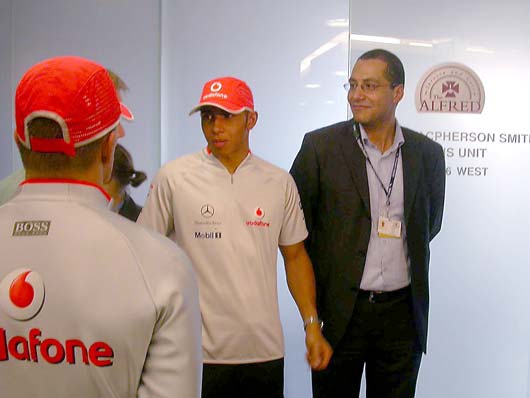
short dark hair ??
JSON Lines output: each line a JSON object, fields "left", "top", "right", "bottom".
{"left": 358, "top": 49, "right": 405, "bottom": 87}
{"left": 17, "top": 118, "right": 107, "bottom": 174}
{"left": 107, "top": 69, "right": 129, "bottom": 93}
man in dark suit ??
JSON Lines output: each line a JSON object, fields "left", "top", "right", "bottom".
{"left": 290, "top": 49, "right": 445, "bottom": 397}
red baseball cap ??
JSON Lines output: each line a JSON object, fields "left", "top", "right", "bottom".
{"left": 189, "top": 76, "right": 254, "bottom": 115}
{"left": 15, "top": 56, "right": 133, "bottom": 157}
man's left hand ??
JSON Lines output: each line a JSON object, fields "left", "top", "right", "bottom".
{"left": 305, "top": 324, "right": 333, "bottom": 370}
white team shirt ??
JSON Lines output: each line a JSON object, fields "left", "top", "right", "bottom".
{"left": 138, "top": 149, "right": 308, "bottom": 364}
{"left": 0, "top": 169, "right": 24, "bottom": 206}
{"left": 0, "top": 180, "right": 202, "bottom": 398}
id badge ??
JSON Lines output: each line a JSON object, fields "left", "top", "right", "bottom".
{"left": 377, "top": 216, "right": 401, "bottom": 238}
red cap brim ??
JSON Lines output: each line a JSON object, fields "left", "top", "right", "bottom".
{"left": 120, "top": 102, "right": 134, "bottom": 121}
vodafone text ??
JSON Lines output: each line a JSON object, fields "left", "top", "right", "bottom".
{"left": 246, "top": 220, "right": 270, "bottom": 227}
{"left": 0, "top": 328, "right": 114, "bottom": 366}
{"left": 203, "top": 93, "right": 228, "bottom": 100}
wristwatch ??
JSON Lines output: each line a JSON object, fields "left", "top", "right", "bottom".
{"left": 303, "top": 316, "right": 323, "bottom": 330}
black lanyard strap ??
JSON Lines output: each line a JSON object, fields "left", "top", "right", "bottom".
{"left": 355, "top": 125, "right": 400, "bottom": 208}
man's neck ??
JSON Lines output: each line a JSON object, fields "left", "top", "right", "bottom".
{"left": 104, "top": 181, "right": 125, "bottom": 210}
{"left": 210, "top": 149, "right": 249, "bottom": 175}
{"left": 363, "top": 119, "right": 397, "bottom": 154}
{"left": 110, "top": 191, "right": 125, "bottom": 211}
{"left": 25, "top": 161, "right": 104, "bottom": 186}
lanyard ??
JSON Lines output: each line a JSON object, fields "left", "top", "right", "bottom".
{"left": 355, "top": 123, "right": 400, "bottom": 208}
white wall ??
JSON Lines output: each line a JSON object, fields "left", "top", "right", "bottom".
{"left": 2, "top": 0, "right": 162, "bottom": 203}
{"left": 160, "top": 0, "right": 351, "bottom": 167}
{"left": 346, "top": 1, "right": 530, "bottom": 397}
{"left": 0, "top": 0, "right": 14, "bottom": 177}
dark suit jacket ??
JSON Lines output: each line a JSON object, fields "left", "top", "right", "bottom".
{"left": 119, "top": 193, "right": 143, "bottom": 222}
{"left": 290, "top": 119, "right": 445, "bottom": 353}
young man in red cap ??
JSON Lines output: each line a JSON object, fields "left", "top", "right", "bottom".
{"left": 0, "top": 56, "right": 202, "bottom": 398}
{"left": 138, "top": 76, "right": 333, "bottom": 397}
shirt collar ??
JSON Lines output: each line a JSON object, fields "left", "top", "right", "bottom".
{"left": 357, "top": 121, "right": 405, "bottom": 153}
{"left": 201, "top": 147, "right": 253, "bottom": 172}
{"left": 15, "top": 179, "right": 112, "bottom": 209}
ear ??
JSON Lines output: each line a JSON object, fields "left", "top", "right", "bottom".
{"left": 392, "top": 84, "right": 404, "bottom": 105}
{"left": 101, "top": 131, "right": 118, "bottom": 183}
{"left": 246, "top": 111, "right": 258, "bottom": 130}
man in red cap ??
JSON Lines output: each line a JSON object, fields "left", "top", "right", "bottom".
{"left": 0, "top": 56, "right": 202, "bottom": 397}
{"left": 0, "top": 68, "right": 128, "bottom": 206}
{"left": 139, "top": 76, "right": 333, "bottom": 397}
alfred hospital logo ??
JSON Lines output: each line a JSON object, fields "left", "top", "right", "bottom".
{"left": 416, "top": 63, "right": 485, "bottom": 114}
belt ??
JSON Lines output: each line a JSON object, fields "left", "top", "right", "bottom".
{"left": 357, "top": 285, "right": 410, "bottom": 304}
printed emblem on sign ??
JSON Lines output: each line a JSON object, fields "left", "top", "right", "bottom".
{"left": 201, "top": 204, "right": 215, "bottom": 218}
{"left": 415, "top": 63, "right": 485, "bottom": 113}
{"left": 12, "top": 221, "right": 51, "bottom": 236}
{"left": 0, "top": 269, "right": 45, "bottom": 320}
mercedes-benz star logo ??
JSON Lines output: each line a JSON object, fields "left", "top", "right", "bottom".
{"left": 201, "top": 204, "right": 214, "bottom": 218}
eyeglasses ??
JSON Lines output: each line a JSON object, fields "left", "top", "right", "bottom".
{"left": 342, "top": 81, "right": 393, "bottom": 93}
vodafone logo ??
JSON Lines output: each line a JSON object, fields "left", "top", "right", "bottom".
{"left": 0, "top": 269, "right": 45, "bottom": 321}
{"left": 210, "top": 82, "right": 222, "bottom": 92}
{"left": 254, "top": 207, "right": 265, "bottom": 219}
{"left": 0, "top": 270, "right": 114, "bottom": 367}
{"left": 246, "top": 207, "right": 270, "bottom": 227}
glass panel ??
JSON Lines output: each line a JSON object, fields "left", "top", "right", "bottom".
{"left": 350, "top": 2, "right": 530, "bottom": 397}
{"left": 161, "top": 2, "right": 349, "bottom": 397}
